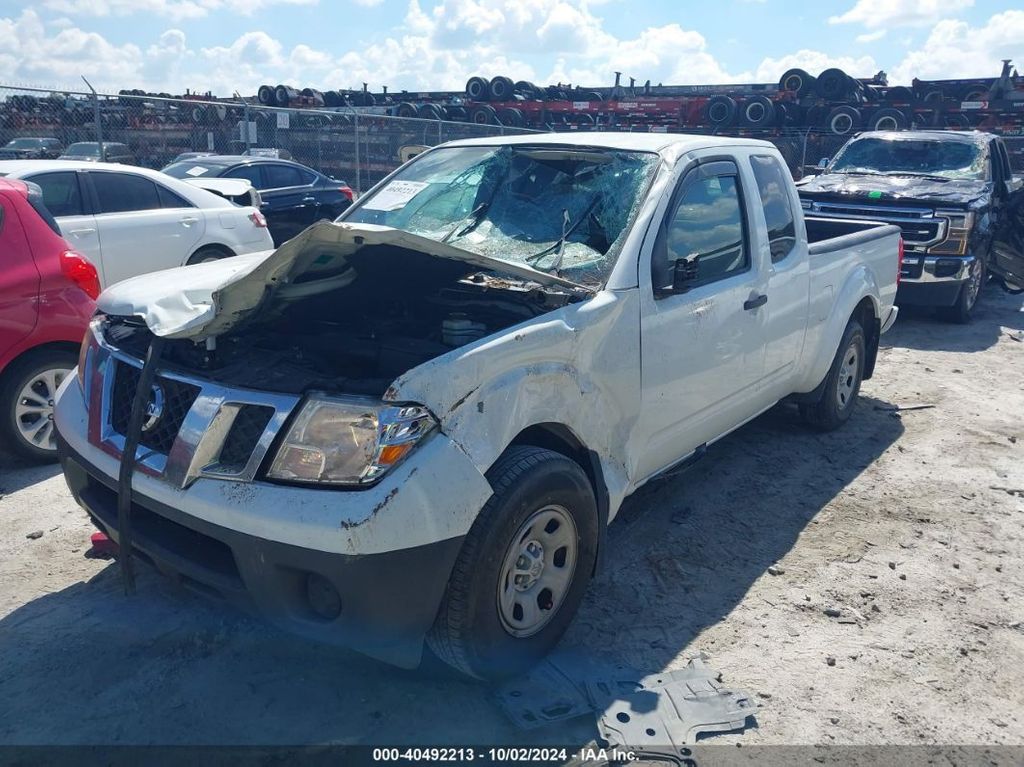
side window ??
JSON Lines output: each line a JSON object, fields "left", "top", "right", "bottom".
{"left": 92, "top": 172, "right": 161, "bottom": 214}
{"left": 156, "top": 184, "right": 192, "bottom": 209}
{"left": 224, "top": 165, "right": 263, "bottom": 189}
{"left": 750, "top": 154, "right": 797, "bottom": 263}
{"left": 264, "top": 164, "right": 305, "bottom": 189}
{"left": 29, "top": 172, "right": 85, "bottom": 217}
{"left": 664, "top": 171, "right": 748, "bottom": 285}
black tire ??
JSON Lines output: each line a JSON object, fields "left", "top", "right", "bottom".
{"left": 488, "top": 76, "right": 515, "bottom": 102}
{"left": 885, "top": 86, "right": 914, "bottom": 103}
{"left": 497, "top": 107, "right": 525, "bottom": 127}
{"left": 426, "top": 446, "right": 598, "bottom": 680}
{"left": 817, "top": 68, "right": 854, "bottom": 100}
{"left": 396, "top": 102, "right": 418, "bottom": 119}
{"left": 465, "top": 76, "right": 489, "bottom": 101}
{"left": 257, "top": 85, "right": 273, "bottom": 104}
{"left": 921, "top": 88, "right": 945, "bottom": 104}
{"left": 824, "top": 105, "right": 861, "bottom": 136}
{"left": 443, "top": 105, "right": 467, "bottom": 121}
{"left": 939, "top": 258, "right": 985, "bottom": 324}
{"left": 779, "top": 68, "right": 816, "bottom": 97}
{"left": 740, "top": 96, "right": 776, "bottom": 127}
{"left": 959, "top": 85, "right": 988, "bottom": 102}
{"left": 470, "top": 105, "right": 497, "bottom": 125}
{"left": 868, "top": 107, "right": 908, "bottom": 131}
{"left": 187, "top": 245, "right": 233, "bottom": 266}
{"left": 417, "top": 103, "right": 442, "bottom": 120}
{"left": 704, "top": 95, "right": 737, "bottom": 127}
{"left": 514, "top": 80, "right": 539, "bottom": 99}
{"left": 0, "top": 348, "right": 78, "bottom": 463}
{"left": 777, "top": 100, "right": 806, "bottom": 126}
{"left": 799, "top": 319, "right": 866, "bottom": 432}
{"left": 323, "top": 90, "right": 343, "bottom": 108}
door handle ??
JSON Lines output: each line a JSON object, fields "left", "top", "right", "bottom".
{"left": 179, "top": 216, "right": 199, "bottom": 226}
{"left": 302, "top": 196, "right": 316, "bottom": 202}
{"left": 744, "top": 294, "right": 768, "bottom": 311}
{"left": 69, "top": 228, "right": 95, "bottom": 235}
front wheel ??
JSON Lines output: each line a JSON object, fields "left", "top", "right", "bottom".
{"left": 427, "top": 446, "right": 598, "bottom": 680}
{"left": 938, "top": 258, "right": 985, "bottom": 324}
{"left": 0, "top": 349, "right": 77, "bottom": 462}
{"left": 800, "top": 319, "right": 865, "bottom": 432}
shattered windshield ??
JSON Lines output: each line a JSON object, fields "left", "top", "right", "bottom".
{"left": 829, "top": 137, "right": 988, "bottom": 180}
{"left": 342, "top": 145, "right": 659, "bottom": 285}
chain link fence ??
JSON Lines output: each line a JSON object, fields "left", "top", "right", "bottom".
{"left": 0, "top": 84, "right": 540, "bottom": 193}
{"left": 1, "top": 83, "right": 1022, "bottom": 188}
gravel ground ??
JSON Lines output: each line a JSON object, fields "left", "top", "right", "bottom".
{"left": 0, "top": 287, "right": 1021, "bottom": 748}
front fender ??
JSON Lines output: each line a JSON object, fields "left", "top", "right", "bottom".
{"left": 386, "top": 289, "right": 641, "bottom": 516}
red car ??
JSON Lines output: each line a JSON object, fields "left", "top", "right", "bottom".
{"left": 0, "top": 178, "right": 98, "bottom": 461}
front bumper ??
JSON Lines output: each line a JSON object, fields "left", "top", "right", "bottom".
{"left": 54, "top": 377, "right": 493, "bottom": 668}
{"left": 897, "top": 254, "right": 974, "bottom": 307}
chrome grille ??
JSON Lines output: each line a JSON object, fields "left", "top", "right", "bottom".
{"left": 808, "top": 201, "right": 947, "bottom": 246}
{"left": 82, "top": 322, "right": 300, "bottom": 488}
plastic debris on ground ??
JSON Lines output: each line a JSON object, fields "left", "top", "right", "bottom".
{"left": 495, "top": 650, "right": 755, "bottom": 749}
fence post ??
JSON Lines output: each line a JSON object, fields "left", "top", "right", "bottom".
{"left": 82, "top": 76, "right": 104, "bottom": 162}
{"left": 243, "top": 102, "right": 252, "bottom": 152}
{"left": 353, "top": 112, "right": 361, "bottom": 195}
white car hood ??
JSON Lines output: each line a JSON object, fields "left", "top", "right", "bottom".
{"left": 182, "top": 177, "right": 261, "bottom": 207}
{"left": 97, "top": 221, "right": 591, "bottom": 340}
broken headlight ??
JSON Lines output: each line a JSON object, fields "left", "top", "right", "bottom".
{"left": 930, "top": 210, "right": 974, "bottom": 256}
{"left": 266, "top": 395, "right": 436, "bottom": 486}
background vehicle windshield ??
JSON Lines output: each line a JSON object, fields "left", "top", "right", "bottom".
{"left": 5, "top": 138, "right": 45, "bottom": 149}
{"left": 65, "top": 143, "right": 100, "bottom": 156}
{"left": 829, "top": 137, "right": 988, "bottom": 180}
{"left": 343, "top": 145, "right": 659, "bottom": 285}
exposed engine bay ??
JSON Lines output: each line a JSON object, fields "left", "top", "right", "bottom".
{"left": 103, "top": 245, "right": 576, "bottom": 396}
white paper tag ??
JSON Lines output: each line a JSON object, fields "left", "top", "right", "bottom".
{"left": 185, "top": 166, "right": 208, "bottom": 177}
{"left": 361, "top": 180, "right": 429, "bottom": 211}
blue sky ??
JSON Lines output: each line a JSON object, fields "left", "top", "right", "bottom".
{"left": 0, "top": 0, "right": 1020, "bottom": 95}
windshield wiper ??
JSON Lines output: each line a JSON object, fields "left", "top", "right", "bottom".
{"left": 878, "top": 171, "right": 952, "bottom": 182}
{"left": 441, "top": 202, "right": 489, "bottom": 243}
{"left": 525, "top": 197, "right": 602, "bottom": 273}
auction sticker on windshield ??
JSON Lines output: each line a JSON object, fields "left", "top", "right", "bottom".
{"left": 362, "top": 180, "right": 429, "bottom": 211}
{"left": 185, "top": 166, "right": 208, "bottom": 177}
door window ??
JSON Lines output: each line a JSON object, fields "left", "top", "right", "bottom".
{"left": 29, "top": 172, "right": 85, "bottom": 217}
{"left": 92, "top": 173, "right": 161, "bottom": 213}
{"left": 750, "top": 154, "right": 798, "bottom": 263}
{"left": 263, "top": 164, "right": 306, "bottom": 189}
{"left": 224, "top": 164, "right": 264, "bottom": 188}
{"left": 664, "top": 171, "right": 748, "bottom": 285}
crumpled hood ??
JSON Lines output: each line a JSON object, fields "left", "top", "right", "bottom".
{"left": 97, "top": 221, "right": 591, "bottom": 340}
{"left": 798, "top": 172, "right": 990, "bottom": 206}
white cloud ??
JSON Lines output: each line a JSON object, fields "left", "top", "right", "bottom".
{"left": 42, "top": 0, "right": 318, "bottom": 22}
{"left": 753, "top": 49, "right": 879, "bottom": 83}
{"left": 830, "top": 0, "right": 973, "bottom": 29}
{"left": 890, "top": 10, "right": 1024, "bottom": 83}
{"left": 855, "top": 29, "right": 887, "bottom": 43}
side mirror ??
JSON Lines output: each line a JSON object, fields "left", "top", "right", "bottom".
{"left": 672, "top": 255, "right": 700, "bottom": 292}
{"left": 817, "top": 157, "right": 830, "bottom": 169}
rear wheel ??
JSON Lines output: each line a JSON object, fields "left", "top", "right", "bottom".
{"left": 427, "top": 446, "right": 598, "bottom": 680}
{"left": 0, "top": 349, "right": 77, "bottom": 462}
{"left": 939, "top": 258, "right": 985, "bottom": 324}
{"left": 187, "top": 246, "right": 233, "bottom": 266}
{"left": 800, "top": 319, "right": 865, "bottom": 432}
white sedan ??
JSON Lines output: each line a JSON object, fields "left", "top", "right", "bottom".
{"left": 0, "top": 160, "right": 274, "bottom": 287}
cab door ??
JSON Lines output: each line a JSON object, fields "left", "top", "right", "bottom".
{"left": 634, "top": 157, "right": 769, "bottom": 482}
{"left": 990, "top": 140, "right": 1024, "bottom": 291}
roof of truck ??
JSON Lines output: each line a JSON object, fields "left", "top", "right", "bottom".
{"left": 852, "top": 130, "right": 996, "bottom": 143}
{"left": 443, "top": 131, "right": 775, "bottom": 156}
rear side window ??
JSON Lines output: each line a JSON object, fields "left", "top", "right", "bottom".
{"left": 28, "top": 172, "right": 85, "bottom": 217}
{"left": 156, "top": 184, "right": 192, "bottom": 209}
{"left": 264, "top": 164, "right": 306, "bottom": 189}
{"left": 24, "top": 183, "right": 63, "bottom": 235}
{"left": 750, "top": 154, "right": 797, "bottom": 263}
{"left": 92, "top": 172, "right": 161, "bottom": 214}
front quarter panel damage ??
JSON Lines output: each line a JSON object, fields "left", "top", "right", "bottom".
{"left": 387, "top": 288, "right": 641, "bottom": 521}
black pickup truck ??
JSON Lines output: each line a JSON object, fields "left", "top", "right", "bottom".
{"left": 798, "top": 130, "right": 1024, "bottom": 322}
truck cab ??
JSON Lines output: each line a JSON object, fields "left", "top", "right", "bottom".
{"left": 798, "top": 130, "right": 1024, "bottom": 322}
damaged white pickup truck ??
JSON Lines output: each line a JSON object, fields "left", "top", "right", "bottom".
{"left": 55, "top": 134, "right": 901, "bottom": 679}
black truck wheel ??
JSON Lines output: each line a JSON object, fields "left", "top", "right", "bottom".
{"left": 779, "top": 68, "right": 816, "bottom": 97}
{"left": 488, "top": 76, "right": 515, "bottom": 102}
{"left": 817, "top": 68, "right": 854, "bottom": 100}
{"left": 824, "top": 105, "right": 861, "bottom": 136}
{"left": 869, "top": 107, "right": 908, "bottom": 131}
{"left": 466, "top": 77, "right": 489, "bottom": 101}
{"left": 800, "top": 319, "right": 865, "bottom": 432}
{"left": 705, "top": 95, "right": 737, "bottom": 127}
{"left": 470, "top": 105, "right": 497, "bottom": 124}
{"left": 741, "top": 96, "right": 776, "bottom": 127}
{"left": 939, "top": 258, "right": 985, "bottom": 324}
{"left": 427, "top": 446, "right": 598, "bottom": 680}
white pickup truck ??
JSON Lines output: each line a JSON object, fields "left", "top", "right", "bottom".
{"left": 54, "top": 134, "right": 901, "bottom": 679}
